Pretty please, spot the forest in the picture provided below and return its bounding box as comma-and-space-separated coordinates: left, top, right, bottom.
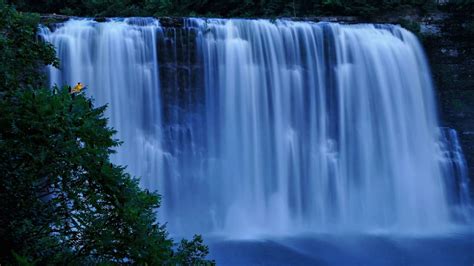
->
8, 0, 473, 18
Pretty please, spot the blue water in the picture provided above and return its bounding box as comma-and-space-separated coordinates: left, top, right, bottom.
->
208, 232, 474, 265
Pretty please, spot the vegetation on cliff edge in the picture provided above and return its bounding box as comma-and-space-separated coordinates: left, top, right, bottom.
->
7, 0, 474, 18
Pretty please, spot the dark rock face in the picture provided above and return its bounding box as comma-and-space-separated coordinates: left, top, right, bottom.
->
156, 23, 207, 162
421, 13, 474, 178
157, 24, 204, 125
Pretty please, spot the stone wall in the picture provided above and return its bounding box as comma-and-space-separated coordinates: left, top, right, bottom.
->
420, 13, 474, 177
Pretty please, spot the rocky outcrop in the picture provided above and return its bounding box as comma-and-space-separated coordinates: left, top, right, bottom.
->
420, 13, 474, 177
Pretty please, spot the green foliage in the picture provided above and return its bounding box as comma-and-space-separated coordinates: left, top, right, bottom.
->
81, 0, 145, 17
397, 18, 421, 36
0, 2, 214, 265
174, 235, 212, 265
0, 87, 213, 264
440, 0, 474, 15
0, 1, 58, 92
145, 0, 174, 17
8, 0, 470, 18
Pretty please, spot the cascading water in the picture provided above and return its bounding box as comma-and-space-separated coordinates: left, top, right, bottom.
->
41, 18, 164, 193
41, 18, 472, 237
439, 127, 473, 221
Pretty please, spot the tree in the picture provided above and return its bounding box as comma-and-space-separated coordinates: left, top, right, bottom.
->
8, 0, 453, 18
0, 88, 213, 264
0, 2, 214, 264
0, 0, 57, 92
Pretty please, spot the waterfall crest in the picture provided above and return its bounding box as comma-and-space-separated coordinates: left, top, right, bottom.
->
41, 18, 472, 236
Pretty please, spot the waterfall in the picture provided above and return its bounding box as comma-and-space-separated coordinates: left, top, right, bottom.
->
41, 18, 164, 193
41, 18, 472, 237
439, 127, 473, 221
